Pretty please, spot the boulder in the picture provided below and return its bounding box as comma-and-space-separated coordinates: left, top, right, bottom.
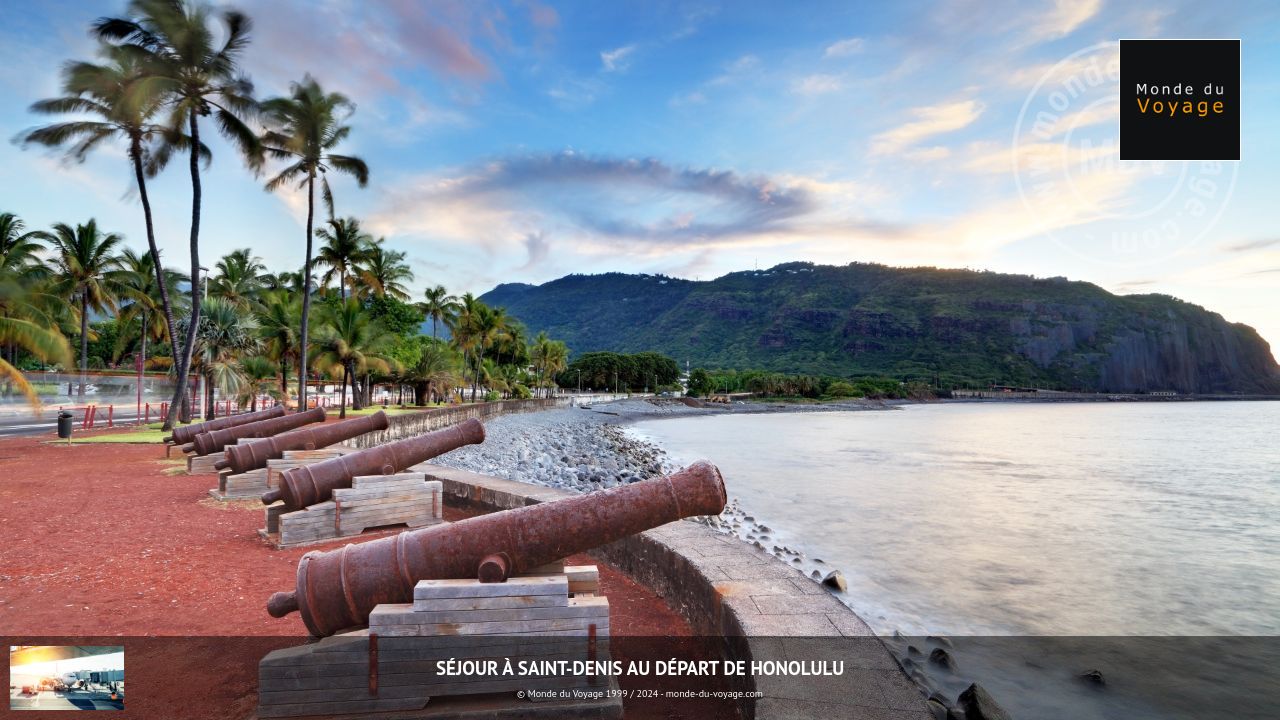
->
821, 570, 847, 592
929, 647, 957, 671
957, 683, 1011, 720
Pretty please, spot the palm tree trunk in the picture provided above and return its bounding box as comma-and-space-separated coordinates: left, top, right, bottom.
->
339, 363, 348, 420
205, 372, 214, 420
78, 294, 88, 400
132, 137, 179, 430
166, 113, 204, 428
298, 173, 315, 411
349, 362, 360, 412
339, 270, 346, 302
279, 356, 289, 399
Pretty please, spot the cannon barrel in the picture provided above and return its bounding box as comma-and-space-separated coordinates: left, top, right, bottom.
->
214, 411, 391, 473
267, 460, 726, 636
184, 407, 327, 456
164, 405, 285, 444
261, 418, 486, 509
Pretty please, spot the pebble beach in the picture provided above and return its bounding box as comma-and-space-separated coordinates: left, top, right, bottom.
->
434, 397, 892, 586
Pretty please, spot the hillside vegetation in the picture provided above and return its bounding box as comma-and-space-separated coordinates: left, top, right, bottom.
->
481, 262, 1280, 394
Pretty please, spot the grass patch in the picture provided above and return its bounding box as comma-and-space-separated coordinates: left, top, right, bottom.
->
52, 428, 169, 444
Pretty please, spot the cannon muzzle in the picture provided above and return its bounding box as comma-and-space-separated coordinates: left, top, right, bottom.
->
261, 418, 485, 509
185, 406, 326, 456
164, 405, 286, 444
268, 460, 726, 636
217, 411, 390, 474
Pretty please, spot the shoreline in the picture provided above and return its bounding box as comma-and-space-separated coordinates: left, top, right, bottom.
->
433, 396, 883, 597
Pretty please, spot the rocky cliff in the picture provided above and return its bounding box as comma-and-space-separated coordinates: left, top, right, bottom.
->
481, 262, 1280, 394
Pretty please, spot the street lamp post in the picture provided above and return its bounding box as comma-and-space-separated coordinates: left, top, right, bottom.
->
577, 369, 582, 394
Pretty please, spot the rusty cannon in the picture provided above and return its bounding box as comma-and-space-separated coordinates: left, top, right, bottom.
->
164, 405, 285, 445
261, 418, 486, 509
184, 406, 327, 456
267, 460, 726, 636
214, 410, 391, 473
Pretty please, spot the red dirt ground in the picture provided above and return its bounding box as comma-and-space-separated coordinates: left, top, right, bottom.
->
1, 426, 733, 719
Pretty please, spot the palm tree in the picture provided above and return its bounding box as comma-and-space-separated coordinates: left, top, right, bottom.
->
259, 76, 369, 412
1, 213, 53, 370
356, 238, 413, 301
21, 43, 206, 396
256, 290, 299, 400
95, 0, 261, 429
311, 298, 389, 419
448, 293, 484, 401
0, 276, 72, 411
113, 248, 184, 373
409, 339, 461, 406
46, 220, 127, 398
313, 217, 371, 301
237, 354, 281, 411
0, 213, 50, 278
183, 296, 260, 419
419, 285, 457, 341
530, 332, 569, 398
210, 248, 265, 308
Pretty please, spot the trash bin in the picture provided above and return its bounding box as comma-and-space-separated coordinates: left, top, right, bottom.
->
57, 411, 74, 439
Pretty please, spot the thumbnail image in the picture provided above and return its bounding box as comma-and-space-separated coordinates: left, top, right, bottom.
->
9, 646, 124, 711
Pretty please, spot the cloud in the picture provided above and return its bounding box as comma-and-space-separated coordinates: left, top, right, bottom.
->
824, 37, 864, 58
600, 45, 636, 72
368, 153, 872, 262
1031, 0, 1103, 41
791, 74, 842, 96
519, 231, 551, 270
1221, 238, 1280, 253
870, 99, 985, 155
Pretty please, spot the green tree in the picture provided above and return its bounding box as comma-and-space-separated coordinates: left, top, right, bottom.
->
313, 216, 371, 301
356, 238, 413, 301
1, 214, 55, 374
237, 354, 282, 411
419, 285, 457, 341
20, 43, 198, 397
407, 338, 461, 406
311, 298, 390, 418
182, 296, 260, 419
0, 274, 72, 410
113, 247, 184, 371
256, 290, 299, 399
259, 76, 369, 411
687, 368, 713, 397
210, 248, 266, 308
95, 0, 262, 428
46, 219, 127, 398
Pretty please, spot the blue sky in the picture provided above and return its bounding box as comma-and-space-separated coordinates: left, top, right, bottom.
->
2, 0, 1279, 352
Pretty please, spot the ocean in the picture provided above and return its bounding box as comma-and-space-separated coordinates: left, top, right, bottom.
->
629, 401, 1280, 718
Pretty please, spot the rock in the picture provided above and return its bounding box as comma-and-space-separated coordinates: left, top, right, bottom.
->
811, 570, 822, 581
946, 709, 968, 720
926, 699, 950, 720
928, 648, 957, 671
956, 683, 1010, 720
907, 645, 923, 658
821, 570, 847, 592
927, 635, 953, 648
1078, 669, 1106, 687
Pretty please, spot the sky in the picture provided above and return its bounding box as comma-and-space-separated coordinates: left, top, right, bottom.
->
2, 0, 1278, 353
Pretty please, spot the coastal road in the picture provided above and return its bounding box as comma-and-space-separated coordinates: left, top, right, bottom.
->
0, 407, 150, 439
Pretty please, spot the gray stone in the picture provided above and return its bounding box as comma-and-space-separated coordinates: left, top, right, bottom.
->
822, 569, 848, 592
956, 683, 1010, 720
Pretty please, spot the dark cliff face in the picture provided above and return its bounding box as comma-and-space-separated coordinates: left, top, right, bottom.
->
480, 262, 1280, 394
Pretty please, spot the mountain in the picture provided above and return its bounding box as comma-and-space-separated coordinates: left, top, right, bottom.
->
480, 262, 1280, 394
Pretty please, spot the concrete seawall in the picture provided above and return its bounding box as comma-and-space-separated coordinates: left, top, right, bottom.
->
415, 462, 930, 720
